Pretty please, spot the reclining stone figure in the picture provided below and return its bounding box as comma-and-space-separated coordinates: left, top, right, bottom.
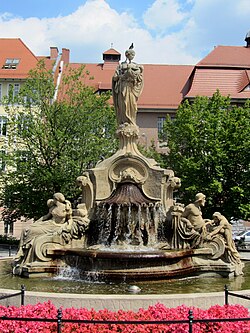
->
13, 193, 90, 275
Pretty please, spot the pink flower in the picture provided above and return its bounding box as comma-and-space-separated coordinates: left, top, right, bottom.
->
0, 302, 248, 332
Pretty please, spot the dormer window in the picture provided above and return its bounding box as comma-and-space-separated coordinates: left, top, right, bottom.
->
2, 58, 20, 69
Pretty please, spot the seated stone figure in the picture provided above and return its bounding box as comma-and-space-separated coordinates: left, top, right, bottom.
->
169, 193, 231, 251
13, 193, 90, 273
181, 193, 208, 233
206, 212, 241, 264
170, 193, 209, 249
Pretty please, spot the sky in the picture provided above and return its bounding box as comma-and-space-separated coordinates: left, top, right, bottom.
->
0, 0, 250, 65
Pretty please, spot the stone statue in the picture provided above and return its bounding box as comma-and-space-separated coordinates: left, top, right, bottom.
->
13, 193, 90, 275
170, 193, 210, 249
76, 173, 94, 213
206, 212, 241, 264
71, 203, 90, 244
112, 46, 143, 126
181, 193, 209, 233
15, 193, 72, 260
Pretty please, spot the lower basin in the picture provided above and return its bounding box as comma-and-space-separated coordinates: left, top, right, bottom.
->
0, 258, 250, 295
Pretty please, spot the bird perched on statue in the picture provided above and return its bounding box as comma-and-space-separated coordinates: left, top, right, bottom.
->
129, 43, 134, 49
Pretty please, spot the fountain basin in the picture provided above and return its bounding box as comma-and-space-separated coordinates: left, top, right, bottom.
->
42, 247, 239, 281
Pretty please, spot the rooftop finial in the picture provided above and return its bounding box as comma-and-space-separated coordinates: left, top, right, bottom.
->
245, 31, 250, 47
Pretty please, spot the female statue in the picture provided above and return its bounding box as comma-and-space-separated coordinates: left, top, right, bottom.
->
206, 212, 241, 264
112, 46, 143, 126
13, 193, 90, 275
15, 193, 73, 262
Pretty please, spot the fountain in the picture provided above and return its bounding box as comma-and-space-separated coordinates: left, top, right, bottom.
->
12, 46, 243, 280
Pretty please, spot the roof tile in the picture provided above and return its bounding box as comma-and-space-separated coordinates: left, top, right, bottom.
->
197, 45, 250, 68
0, 38, 38, 79
61, 63, 194, 110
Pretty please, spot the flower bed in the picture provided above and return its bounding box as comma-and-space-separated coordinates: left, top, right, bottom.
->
0, 301, 249, 332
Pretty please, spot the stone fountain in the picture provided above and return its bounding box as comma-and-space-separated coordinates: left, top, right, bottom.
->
12, 46, 243, 280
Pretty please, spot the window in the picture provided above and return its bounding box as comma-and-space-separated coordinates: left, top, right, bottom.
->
0, 116, 7, 136
157, 117, 166, 134
4, 220, 13, 235
2, 58, 20, 69
8, 83, 20, 103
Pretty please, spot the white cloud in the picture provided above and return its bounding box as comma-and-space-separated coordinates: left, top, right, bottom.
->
234, 0, 250, 16
0, 15, 53, 55
143, 0, 188, 32
0, 0, 249, 65
0, 0, 198, 64
180, 0, 250, 55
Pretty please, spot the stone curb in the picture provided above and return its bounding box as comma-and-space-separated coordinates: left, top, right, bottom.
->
0, 288, 249, 311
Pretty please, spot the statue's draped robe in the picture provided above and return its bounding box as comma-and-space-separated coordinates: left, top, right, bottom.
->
112, 62, 143, 126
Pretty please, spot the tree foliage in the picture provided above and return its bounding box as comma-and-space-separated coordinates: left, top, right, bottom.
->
161, 91, 250, 220
2, 61, 117, 218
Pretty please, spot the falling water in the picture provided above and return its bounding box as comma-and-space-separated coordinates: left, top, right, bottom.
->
55, 266, 80, 280
113, 204, 121, 243
95, 197, 166, 248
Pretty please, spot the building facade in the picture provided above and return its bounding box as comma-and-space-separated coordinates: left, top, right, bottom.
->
0, 39, 69, 236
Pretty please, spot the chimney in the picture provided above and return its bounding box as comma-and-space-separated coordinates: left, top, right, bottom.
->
50, 47, 59, 59
62, 48, 70, 64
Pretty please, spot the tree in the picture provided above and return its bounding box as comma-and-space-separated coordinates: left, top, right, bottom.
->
161, 91, 250, 220
2, 61, 117, 218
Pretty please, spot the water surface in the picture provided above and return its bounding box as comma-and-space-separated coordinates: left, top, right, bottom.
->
0, 260, 249, 295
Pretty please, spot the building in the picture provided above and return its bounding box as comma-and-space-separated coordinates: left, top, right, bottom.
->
0, 38, 69, 236
0, 38, 70, 169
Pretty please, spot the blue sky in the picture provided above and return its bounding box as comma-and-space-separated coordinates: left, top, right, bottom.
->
0, 0, 155, 18
0, 0, 250, 64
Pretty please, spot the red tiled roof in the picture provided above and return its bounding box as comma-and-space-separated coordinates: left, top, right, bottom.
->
0, 38, 38, 79
140, 65, 193, 109
238, 70, 250, 92
4, 38, 249, 108
103, 48, 120, 55
61, 63, 193, 110
37, 56, 55, 71
185, 68, 250, 99
102, 62, 119, 71
64, 62, 114, 90
197, 45, 250, 68
186, 45, 250, 100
